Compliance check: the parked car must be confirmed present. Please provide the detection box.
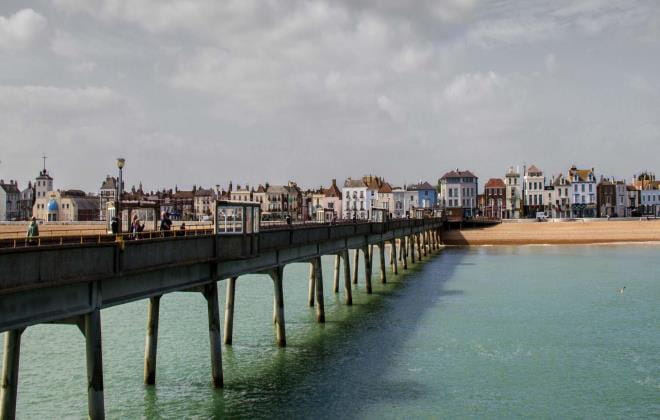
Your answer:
[536,211,548,221]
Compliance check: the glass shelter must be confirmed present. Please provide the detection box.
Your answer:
[215,201,261,235]
[370,207,389,223]
[106,200,158,233]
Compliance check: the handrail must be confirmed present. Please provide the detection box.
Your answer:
[0,219,442,250]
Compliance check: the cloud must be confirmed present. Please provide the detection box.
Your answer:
[545,53,557,73]
[0,85,124,115]
[0,9,47,50]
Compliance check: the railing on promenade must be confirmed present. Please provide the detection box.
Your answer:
[0,218,442,250]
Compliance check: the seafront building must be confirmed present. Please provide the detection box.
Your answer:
[438,170,478,219]
[483,178,506,219]
[523,165,545,216]
[597,178,627,217]
[0,180,20,221]
[504,167,522,219]
[342,175,385,220]
[568,165,597,218]
[406,182,438,209]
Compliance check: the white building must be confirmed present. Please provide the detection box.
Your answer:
[640,188,660,216]
[342,175,384,220]
[0,180,20,221]
[504,167,522,219]
[547,174,572,218]
[568,166,597,217]
[524,165,545,217]
[438,170,478,219]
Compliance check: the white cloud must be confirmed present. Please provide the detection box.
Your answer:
[0,9,47,50]
[443,71,504,105]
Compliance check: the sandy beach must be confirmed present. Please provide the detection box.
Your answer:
[441,219,660,245]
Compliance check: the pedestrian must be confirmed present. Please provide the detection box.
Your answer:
[130,214,144,238]
[286,215,292,226]
[178,222,186,237]
[26,217,39,246]
[110,217,119,234]
[160,212,172,232]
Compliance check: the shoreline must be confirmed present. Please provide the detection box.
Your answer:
[441,219,660,246]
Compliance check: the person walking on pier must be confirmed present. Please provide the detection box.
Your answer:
[160,211,172,236]
[130,214,144,238]
[111,217,119,234]
[26,217,39,246]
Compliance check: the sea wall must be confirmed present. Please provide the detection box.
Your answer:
[442,219,660,245]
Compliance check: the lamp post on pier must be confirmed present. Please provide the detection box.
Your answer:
[117,158,125,231]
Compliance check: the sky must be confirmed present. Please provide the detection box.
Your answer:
[1,0,659,193]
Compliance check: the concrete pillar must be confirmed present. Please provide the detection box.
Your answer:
[391,239,398,275]
[352,248,359,285]
[398,238,403,262]
[389,242,394,266]
[402,236,408,270]
[341,249,352,305]
[204,283,223,388]
[409,235,416,263]
[363,246,373,294]
[313,257,325,323]
[422,232,427,257]
[416,234,423,260]
[1,328,24,420]
[379,242,387,284]
[308,263,316,307]
[224,277,237,345]
[270,267,286,347]
[144,295,161,385]
[84,309,105,420]
[332,254,340,293]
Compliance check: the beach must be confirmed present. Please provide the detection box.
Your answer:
[441,219,660,245]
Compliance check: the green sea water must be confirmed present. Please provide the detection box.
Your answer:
[3,245,659,419]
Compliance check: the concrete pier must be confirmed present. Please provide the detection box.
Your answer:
[312,258,325,323]
[390,239,398,275]
[341,249,352,305]
[379,242,387,284]
[332,254,340,293]
[363,246,372,294]
[144,296,161,385]
[1,329,24,420]
[270,267,286,347]
[204,283,223,388]
[224,277,237,345]
[84,310,105,420]
[409,235,416,264]
[352,248,359,284]
[308,263,316,307]
[402,236,408,270]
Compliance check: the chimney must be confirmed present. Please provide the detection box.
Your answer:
[332,179,336,187]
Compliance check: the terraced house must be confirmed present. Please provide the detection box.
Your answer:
[568,165,597,218]
[439,170,478,220]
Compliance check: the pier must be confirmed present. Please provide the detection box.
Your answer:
[0,216,442,420]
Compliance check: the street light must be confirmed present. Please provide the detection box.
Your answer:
[116,158,125,231]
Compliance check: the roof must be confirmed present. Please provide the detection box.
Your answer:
[324,181,342,198]
[0,182,20,194]
[440,170,476,179]
[407,181,435,191]
[552,174,571,186]
[484,178,506,189]
[69,197,100,211]
[194,188,214,197]
[100,176,117,190]
[343,178,366,188]
[378,182,393,193]
[526,165,542,175]
[568,166,594,182]
[173,190,194,199]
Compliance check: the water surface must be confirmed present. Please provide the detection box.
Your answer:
[4,245,659,418]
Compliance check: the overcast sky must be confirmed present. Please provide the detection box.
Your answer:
[1,0,659,192]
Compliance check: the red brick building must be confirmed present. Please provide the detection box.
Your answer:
[484,178,506,219]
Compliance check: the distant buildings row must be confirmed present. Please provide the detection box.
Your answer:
[1,163,659,222]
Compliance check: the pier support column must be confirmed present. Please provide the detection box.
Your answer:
[363,245,373,294]
[391,239,398,275]
[204,283,223,388]
[409,235,416,264]
[308,263,316,307]
[352,249,359,285]
[270,267,286,347]
[402,236,408,270]
[144,296,161,385]
[224,277,237,344]
[341,249,352,305]
[333,254,340,293]
[1,328,25,420]
[84,309,105,420]
[416,234,423,260]
[398,238,403,262]
[312,257,325,323]
[379,242,387,284]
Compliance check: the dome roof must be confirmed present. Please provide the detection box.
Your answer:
[47,199,58,212]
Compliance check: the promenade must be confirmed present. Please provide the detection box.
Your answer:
[442,219,660,245]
